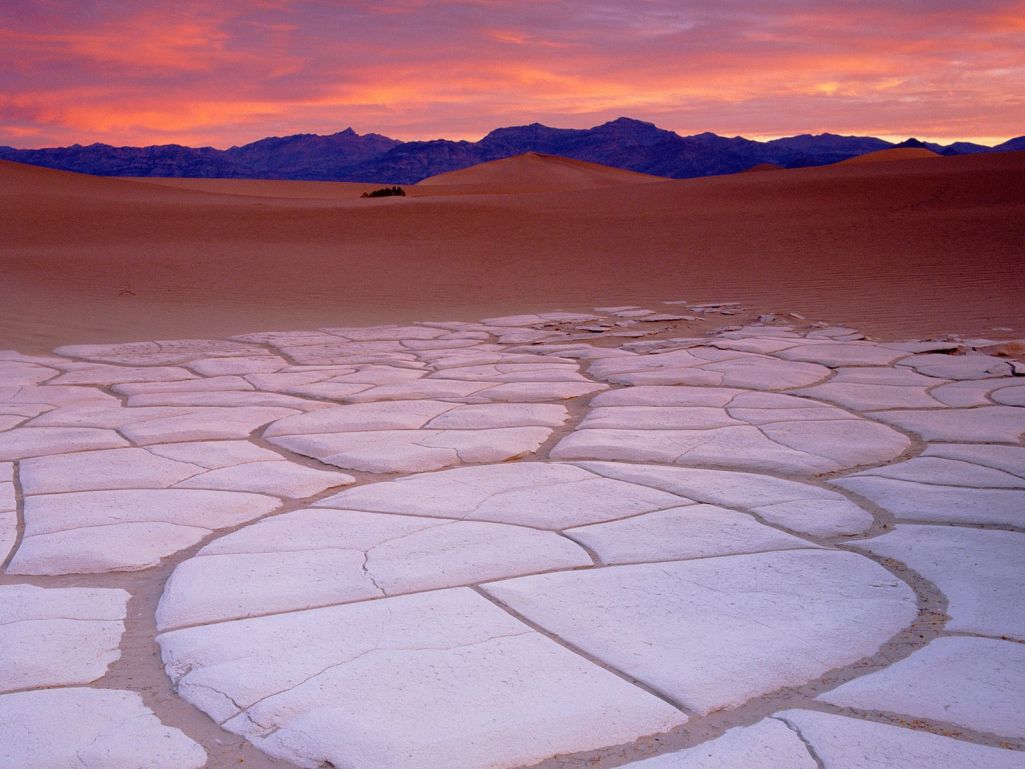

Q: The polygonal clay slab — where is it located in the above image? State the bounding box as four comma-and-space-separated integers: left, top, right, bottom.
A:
566, 504, 816, 565
830, 475, 1025, 526
850, 525, 1025, 641
551, 422, 908, 476
775, 709, 1024, 769
819, 636, 1025, 740
49, 364, 198, 385
930, 377, 1019, 407
188, 355, 288, 376
425, 361, 586, 381
588, 348, 830, 390
330, 379, 490, 401
773, 341, 909, 367
321, 461, 874, 537
484, 550, 915, 714
26, 404, 193, 429
844, 456, 1025, 488
173, 461, 354, 498
0, 384, 119, 408
19, 447, 202, 494
316, 462, 686, 529
0, 688, 206, 769
119, 406, 300, 444
462, 381, 608, 401
576, 461, 876, 538
552, 388, 909, 475
113, 374, 255, 394
792, 381, 944, 411
126, 390, 323, 410
263, 400, 568, 435
618, 719, 816, 768
872, 406, 1025, 443
994, 384, 1025, 406
0, 426, 129, 460
0, 585, 128, 692
269, 426, 553, 473
147, 439, 283, 467
22, 442, 338, 498
54, 339, 268, 365
0, 361, 58, 386
896, 352, 1015, 379
8, 489, 280, 574
922, 443, 1025, 478
159, 588, 686, 769
0, 462, 15, 562
156, 507, 591, 629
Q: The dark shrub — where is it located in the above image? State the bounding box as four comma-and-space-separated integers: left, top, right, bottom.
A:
361, 186, 405, 198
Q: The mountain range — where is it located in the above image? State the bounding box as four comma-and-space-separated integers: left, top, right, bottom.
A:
3, 117, 1022, 184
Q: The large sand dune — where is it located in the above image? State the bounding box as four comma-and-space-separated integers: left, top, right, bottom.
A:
416, 151, 665, 193
2, 151, 1023, 351
837, 147, 941, 164
133, 153, 663, 198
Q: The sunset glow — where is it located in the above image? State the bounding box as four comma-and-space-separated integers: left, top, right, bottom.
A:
2, 0, 1023, 148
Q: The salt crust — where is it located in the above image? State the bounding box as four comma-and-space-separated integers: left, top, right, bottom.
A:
820, 636, 1025, 739
0, 585, 129, 692
776, 709, 1024, 768
484, 550, 916, 714
618, 719, 816, 768
2, 318, 1024, 769
0, 688, 206, 769
159, 588, 685, 769
851, 525, 1025, 641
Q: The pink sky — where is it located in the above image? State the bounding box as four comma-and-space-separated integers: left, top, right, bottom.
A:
2, 0, 1023, 148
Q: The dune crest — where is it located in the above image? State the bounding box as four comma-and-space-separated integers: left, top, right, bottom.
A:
743, 162, 783, 173
837, 147, 941, 165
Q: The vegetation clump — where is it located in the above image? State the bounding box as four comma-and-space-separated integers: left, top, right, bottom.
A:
361, 186, 405, 198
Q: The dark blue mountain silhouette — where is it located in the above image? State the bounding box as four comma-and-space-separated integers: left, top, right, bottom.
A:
1, 117, 1019, 183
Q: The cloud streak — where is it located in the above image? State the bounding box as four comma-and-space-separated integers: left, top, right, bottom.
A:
1, 0, 1023, 147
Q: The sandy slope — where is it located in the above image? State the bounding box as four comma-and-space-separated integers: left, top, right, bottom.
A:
837, 147, 941, 164
131, 153, 663, 198
1, 151, 1023, 352
129, 177, 391, 199
416, 152, 666, 193
743, 162, 783, 173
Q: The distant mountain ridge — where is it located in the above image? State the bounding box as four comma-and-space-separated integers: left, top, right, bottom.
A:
2, 117, 1021, 183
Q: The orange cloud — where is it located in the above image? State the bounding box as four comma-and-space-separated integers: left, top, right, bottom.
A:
1, 0, 1023, 148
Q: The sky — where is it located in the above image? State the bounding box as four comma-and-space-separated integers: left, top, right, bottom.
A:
1, 1, 1023, 149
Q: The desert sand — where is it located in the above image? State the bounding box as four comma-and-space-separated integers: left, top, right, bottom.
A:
3, 151, 1025, 769
836, 146, 941, 164
416, 151, 667, 193
2, 150, 1024, 353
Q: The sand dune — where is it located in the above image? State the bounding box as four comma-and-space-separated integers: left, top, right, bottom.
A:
837, 147, 941, 164
416, 152, 666, 193
743, 162, 783, 173
128, 153, 661, 198
2, 151, 1023, 351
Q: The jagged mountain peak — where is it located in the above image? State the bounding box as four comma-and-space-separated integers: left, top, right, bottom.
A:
601, 116, 659, 128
